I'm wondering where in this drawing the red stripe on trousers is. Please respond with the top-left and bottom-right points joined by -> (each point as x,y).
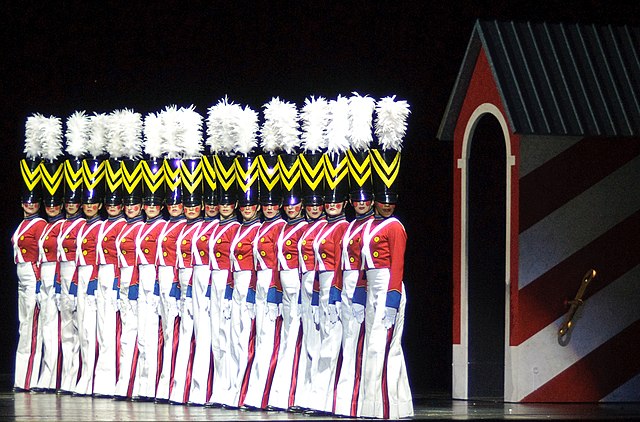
25,305 -> 40,389
514,209 -> 640,345
381,327 -> 393,420
288,322 -> 303,408
57,312 -> 62,390
524,319 -> 640,402
206,349 -> 214,403
156,319 -> 163,396
351,322 -> 366,417
519,137 -> 640,233
115,311 -> 122,380
169,316 -> 180,397
238,318 -> 257,407
127,340 -> 139,398
332,347 -> 344,414
261,316 -> 283,408
183,331 -> 196,404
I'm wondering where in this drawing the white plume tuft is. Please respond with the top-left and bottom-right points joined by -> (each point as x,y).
104,111 -> 125,159
177,105 -> 204,159
158,105 -> 182,159
300,96 -> 329,153
143,111 -> 163,158
206,97 -> 243,155
234,105 -> 259,156
117,109 -> 144,159
374,96 -> 411,151
26,114 -> 63,162
326,95 -> 350,155
87,113 -> 108,159
348,92 -> 376,151
260,97 -> 300,154
65,111 -> 90,158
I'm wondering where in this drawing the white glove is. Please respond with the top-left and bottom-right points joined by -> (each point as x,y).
267,303 -> 280,321
312,305 -> 320,325
246,302 -> 256,319
353,303 -> 365,324
180,298 -> 193,319
223,299 -> 232,320
54,293 -> 61,311
382,306 -> 397,329
327,303 -> 340,324
86,295 -> 98,311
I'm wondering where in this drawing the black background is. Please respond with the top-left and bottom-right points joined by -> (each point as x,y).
1,1 -> 638,395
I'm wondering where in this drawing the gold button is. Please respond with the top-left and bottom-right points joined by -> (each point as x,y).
104,249 -> 109,254
373,251 -> 379,257
64,247 -> 68,253
238,254 -> 243,260
201,236 -> 207,241
20,235 -> 24,240
303,254 -> 308,260
123,250 -> 127,255
145,236 -> 150,241
286,253 -> 292,259
260,237 -> 265,243
44,248 -> 49,253
200,251 -> 205,256
182,252 -> 187,257
321,253 -> 327,259
374,236 -> 380,243
83,250 -> 88,256
163,236 -> 168,242
45,235 -> 49,240
237,242 -> 242,247
83,238 -> 87,244
349,257 -> 355,263
21,248 -> 27,254
286,240 -> 292,246
217,239 -> 222,244
163,251 -> 168,257
144,248 -> 149,254
121,238 -> 126,243
349,239 -> 354,245
260,250 -> 266,256
182,239 -> 187,245
321,239 -> 326,244
302,240 -> 306,245
66,235 -> 70,239
104,236 -> 108,241
216,252 -> 221,258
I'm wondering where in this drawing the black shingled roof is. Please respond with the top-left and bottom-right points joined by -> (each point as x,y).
437,20 -> 640,140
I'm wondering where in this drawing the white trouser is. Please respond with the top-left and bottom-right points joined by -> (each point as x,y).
155,265 -> 179,401
34,261 -> 59,390
228,270 -> 253,407
169,267 -> 194,404
93,263 -> 118,396
14,262 -> 40,390
74,264 -> 97,395
334,269 -> 365,416
244,269 -> 281,409
114,266 -> 137,398
189,264 -> 212,404
134,263 -> 160,399
358,270 -> 413,419
209,269 -> 232,404
267,269 -> 301,410
58,260 -> 79,393
293,270 -> 320,409
309,270 -> 343,413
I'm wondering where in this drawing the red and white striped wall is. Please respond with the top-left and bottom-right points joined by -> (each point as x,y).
452,48 -> 640,402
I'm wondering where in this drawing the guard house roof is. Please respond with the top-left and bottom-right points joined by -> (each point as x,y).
437,20 -> 640,140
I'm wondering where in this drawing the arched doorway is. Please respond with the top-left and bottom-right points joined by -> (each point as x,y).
467,113 -> 506,400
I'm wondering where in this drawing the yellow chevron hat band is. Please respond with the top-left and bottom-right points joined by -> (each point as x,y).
323,152 -> 349,203
371,148 -> 401,204
121,159 -> 143,206
278,152 -> 301,206
64,157 -> 83,204
300,152 -> 325,206
82,158 -> 105,204
20,158 -> 42,204
235,154 -> 260,206
202,154 -> 218,205
258,153 -> 281,205
347,149 -> 374,201
142,158 -> 165,205
180,158 -> 203,207
214,154 -> 237,205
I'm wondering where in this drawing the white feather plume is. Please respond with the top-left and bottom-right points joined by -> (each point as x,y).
143,111 -> 163,158
348,92 -> 376,151
206,97 -> 242,155
158,105 -> 181,159
24,114 -> 46,159
374,96 -> 411,151
234,105 -> 259,156
178,105 -> 204,159
118,109 -> 143,160
65,111 -> 90,158
300,96 -> 329,153
87,113 -> 108,159
35,115 -> 63,162
104,111 -> 125,159
260,97 -> 300,154
326,95 -> 350,155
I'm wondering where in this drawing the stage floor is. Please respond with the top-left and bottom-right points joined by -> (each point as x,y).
4,390 -> 640,420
